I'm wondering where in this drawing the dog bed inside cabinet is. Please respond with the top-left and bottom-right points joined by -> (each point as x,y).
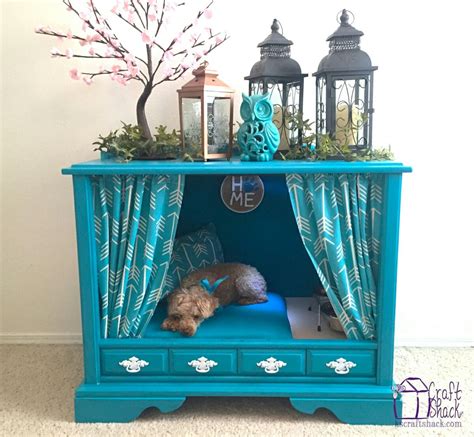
146,293 -> 345,340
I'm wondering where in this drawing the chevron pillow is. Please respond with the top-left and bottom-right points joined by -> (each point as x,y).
162,223 -> 225,298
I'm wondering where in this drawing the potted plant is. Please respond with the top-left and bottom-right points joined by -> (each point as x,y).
36,0 -> 228,159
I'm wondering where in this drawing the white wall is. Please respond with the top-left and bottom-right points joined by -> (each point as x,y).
1,0 -> 473,345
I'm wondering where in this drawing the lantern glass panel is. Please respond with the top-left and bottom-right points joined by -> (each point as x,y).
182,97 -> 202,149
250,79 -> 302,149
206,96 -> 230,155
332,77 -> 368,147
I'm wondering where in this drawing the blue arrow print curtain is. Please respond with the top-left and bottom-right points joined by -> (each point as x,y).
286,173 -> 384,340
92,174 -> 185,338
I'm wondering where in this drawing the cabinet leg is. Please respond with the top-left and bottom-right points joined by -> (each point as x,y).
290,397 -> 401,425
75,397 -> 186,423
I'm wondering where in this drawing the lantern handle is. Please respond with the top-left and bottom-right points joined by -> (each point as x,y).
336,9 -> 355,26
271,18 -> 284,36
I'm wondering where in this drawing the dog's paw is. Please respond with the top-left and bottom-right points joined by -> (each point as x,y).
161,319 -> 177,331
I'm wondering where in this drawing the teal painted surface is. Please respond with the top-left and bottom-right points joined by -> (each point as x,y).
307,350 -> 376,377
290,398 -> 400,425
376,175 -> 403,386
74,382 -> 398,424
66,160 -> 409,425
101,349 -> 168,376
177,175 -> 321,296
146,292 -> 292,339
63,158 -> 412,176
239,349 -> 306,376
75,397 -> 186,422
287,173 -> 383,340
238,94 -> 280,161
100,337 -> 376,349
170,349 -> 237,375
72,176 -> 101,384
92,174 -> 185,338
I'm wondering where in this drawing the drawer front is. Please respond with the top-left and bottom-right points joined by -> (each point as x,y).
307,350 -> 376,377
170,349 -> 237,375
101,349 -> 168,376
239,350 -> 306,376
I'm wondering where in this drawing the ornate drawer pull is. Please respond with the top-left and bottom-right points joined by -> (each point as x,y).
256,357 -> 287,374
188,356 -> 218,373
118,356 -> 149,373
326,357 -> 357,375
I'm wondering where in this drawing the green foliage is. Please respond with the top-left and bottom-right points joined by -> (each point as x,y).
280,113 -> 395,162
94,123 -> 202,161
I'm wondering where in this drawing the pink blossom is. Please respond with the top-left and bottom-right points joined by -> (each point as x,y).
104,46 -> 115,56
65,48 -> 74,59
165,1 -> 178,12
83,77 -> 93,85
69,68 -> 81,80
180,59 -> 192,70
50,47 -> 62,57
215,34 -> 224,44
67,29 -> 73,39
111,64 -> 121,73
203,9 -> 213,19
79,9 -> 92,21
128,65 -> 139,77
161,65 -> 174,78
163,50 -> 174,62
88,46 -> 95,56
112,74 -> 128,86
111,1 -> 120,14
124,53 -> 136,64
148,11 -> 158,22
141,30 -> 154,45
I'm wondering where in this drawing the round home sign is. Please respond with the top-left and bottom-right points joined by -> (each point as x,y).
220,175 -> 264,213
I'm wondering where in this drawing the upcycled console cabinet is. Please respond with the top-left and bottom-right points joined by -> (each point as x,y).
63,158 -> 411,424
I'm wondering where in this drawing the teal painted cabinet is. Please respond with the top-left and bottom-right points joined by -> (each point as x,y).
63,158 -> 411,425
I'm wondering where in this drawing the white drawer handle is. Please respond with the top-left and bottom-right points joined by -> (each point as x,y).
118,356 -> 149,373
326,357 -> 357,375
256,357 -> 287,374
188,356 -> 218,373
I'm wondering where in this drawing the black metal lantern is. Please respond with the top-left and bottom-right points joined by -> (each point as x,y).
245,19 -> 307,149
314,9 -> 377,150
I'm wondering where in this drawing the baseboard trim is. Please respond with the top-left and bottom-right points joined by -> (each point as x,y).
0,333 -> 82,344
395,339 -> 473,347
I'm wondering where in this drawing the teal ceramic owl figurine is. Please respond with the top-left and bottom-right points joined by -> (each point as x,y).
237,93 -> 280,161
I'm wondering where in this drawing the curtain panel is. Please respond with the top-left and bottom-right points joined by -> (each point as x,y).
286,173 -> 384,340
92,174 -> 185,338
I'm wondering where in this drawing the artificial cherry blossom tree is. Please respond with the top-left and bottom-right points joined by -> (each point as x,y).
36,0 -> 228,140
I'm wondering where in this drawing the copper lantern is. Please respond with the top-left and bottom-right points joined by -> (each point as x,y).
178,63 -> 235,160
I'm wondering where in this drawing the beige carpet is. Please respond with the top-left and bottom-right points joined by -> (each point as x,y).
1,345 -> 472,436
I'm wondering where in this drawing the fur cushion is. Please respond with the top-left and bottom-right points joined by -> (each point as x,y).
162,223 -> 224,298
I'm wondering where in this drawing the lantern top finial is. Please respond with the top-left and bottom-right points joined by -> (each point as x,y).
339,9 -> 350,25
257,19 -> 293,48
314,9 -> 377,74
271,19 -> 279,33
